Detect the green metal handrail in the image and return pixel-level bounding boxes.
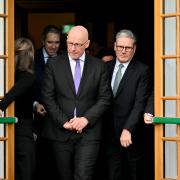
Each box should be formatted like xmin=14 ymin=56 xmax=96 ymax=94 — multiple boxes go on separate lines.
xmin=0 ymin=117 xmax=18 ymax=124
xmin=153 ymin=116 xmax=180 ymax=124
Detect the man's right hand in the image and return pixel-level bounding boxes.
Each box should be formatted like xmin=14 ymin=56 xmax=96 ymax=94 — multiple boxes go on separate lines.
xmin=144 ymin=113 xmax=153 ymax=124
xmin=63 ymin=121 xmax=73 ymax=131
xmin=36 ymin=103 xmax=47 ymax=116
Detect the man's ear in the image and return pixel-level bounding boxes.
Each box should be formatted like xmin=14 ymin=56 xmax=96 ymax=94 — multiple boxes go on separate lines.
xmin=85 ymin=40 xmax=90 ymax=49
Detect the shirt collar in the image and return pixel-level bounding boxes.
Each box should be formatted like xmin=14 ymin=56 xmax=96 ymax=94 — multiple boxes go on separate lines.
xmin=115 ymin=59 xmax=130 ymax=69
xmin=42 ymin=47 xmax=57 ymax=58
xmin=42 ymin=48 xmax=49 ymax=58
xmin=68 ymin=52 xmax=86 ymax=62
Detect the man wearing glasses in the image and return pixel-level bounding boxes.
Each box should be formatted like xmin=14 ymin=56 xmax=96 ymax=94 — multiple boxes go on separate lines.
xmin=105 ymin=29 xmax=150 ymax=180
xmin=41 ymin=25 xmax=111 ymax=180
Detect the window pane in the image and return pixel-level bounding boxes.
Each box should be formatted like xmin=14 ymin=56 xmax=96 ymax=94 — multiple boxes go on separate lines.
xmin=0 ymin=0 xmax=5 ymax=14
xmin=164 ymin=141 xmax=177 ymax=179
xmin=163 ymin=100 xmax=177 ymax=137
xmin=0 ymin=141 xmax=5 ymax=179
xmin=0 ymin=124 xmax=4 ymax=137
xmin=0 ymin=17 xmax=5 ymax=55
xmin=0 ymin=59 xmax=4 ymax=96
xmin=163 ymin=59 xmax=176 ymax=96
xmin=164 ymin=123 xmax=177 ymax=137
xmin=163 ymin=17 xmax=176 ymax=55
xmin=163 ymin=0 xmax=176 ymax=14
xmin=164 ymin=100 xmax=176 ymax=117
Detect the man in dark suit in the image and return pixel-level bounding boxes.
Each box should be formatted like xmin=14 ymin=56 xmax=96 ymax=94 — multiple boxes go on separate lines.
xmin=143 ymin=89 xmax=154 ymax=180
xmin=33 ymin=24 xmax=61 ymax=180
xmin=41 ymin=25 xmax=111 ymax=180
xmin=34 ymin=24 xmax=61 ymax=118
xmin=106 ymin=29 xmax=150 ymax=180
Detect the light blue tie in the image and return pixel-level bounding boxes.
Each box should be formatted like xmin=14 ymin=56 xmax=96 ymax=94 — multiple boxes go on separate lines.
xmin=113 ymin=64 xmax=124 ymax=96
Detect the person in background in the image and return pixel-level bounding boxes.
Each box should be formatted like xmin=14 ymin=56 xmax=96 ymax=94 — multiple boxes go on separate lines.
xmin=143 ymin=89 xmax=154 ymax=180
xmin=144 ymin=90 xmax=154 ymax=124
xmin=33 ymin=24 xmax=61 ymax=180
xmin=105 ymin=29 xmax=150 ymax=180
xmin=41 ymin=25 xmax=111 ymax=180
xmin=34 ymin=24 xmax=61 ymax=121
xmin=85 ymin=40 xmax=103 ymax=57
xmin=0 ymin=37 xmax=36 ymax=180
xmin=98 ymin=48 xmax=115 ymax=62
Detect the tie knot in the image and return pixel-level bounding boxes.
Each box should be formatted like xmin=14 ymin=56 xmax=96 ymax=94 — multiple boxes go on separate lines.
xmin=76 ymin=59 xmax=80 ymax=63
xmin=119 ymin=63 xmax=124 ymax=69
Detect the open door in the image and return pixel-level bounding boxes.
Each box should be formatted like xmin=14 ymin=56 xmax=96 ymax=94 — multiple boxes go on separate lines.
xmin=0 ymin=0 xmax=15 ymax=179
xmin=154 ymin=0 xmax=180 ymax=179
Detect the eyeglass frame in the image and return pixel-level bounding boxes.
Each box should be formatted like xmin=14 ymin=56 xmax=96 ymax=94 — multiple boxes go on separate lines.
xmin=115 ymin=45 xmax=134 ymax=52
xmin=66 ymin=40 xmax=89 ymax=48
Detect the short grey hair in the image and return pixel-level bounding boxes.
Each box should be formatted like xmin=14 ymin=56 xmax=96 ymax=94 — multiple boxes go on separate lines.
xmin=115 ymin=29 xmax=137 ymax=44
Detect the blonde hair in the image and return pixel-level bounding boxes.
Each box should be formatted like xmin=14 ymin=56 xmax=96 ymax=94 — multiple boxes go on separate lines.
xmin=15 ymin=37 xmax=34 ymax=73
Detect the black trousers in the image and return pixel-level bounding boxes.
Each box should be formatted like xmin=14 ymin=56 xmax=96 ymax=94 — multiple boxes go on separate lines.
xmin=50 ymin=135 xmax=100 ymax=180
xmin=33 ymin=114 xmax=58 ymax=180
xmin=106 ymin=138 xmax=145 ymax=180
xmin=34 ymin=138 xmax=57 ymax=180
xmin=15 ymin=135 xmax=36 ymax=180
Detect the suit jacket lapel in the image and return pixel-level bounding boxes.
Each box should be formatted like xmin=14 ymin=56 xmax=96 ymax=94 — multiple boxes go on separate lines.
xmin=76 ymin=55 xmax=90 ymax=96
xmin=36 ymin=48 xmax=46 ymax=66
xmin=62 ymin=56 xmax=76 ymax=95
xmin=61 ymin=54 xmax=93 ymax=96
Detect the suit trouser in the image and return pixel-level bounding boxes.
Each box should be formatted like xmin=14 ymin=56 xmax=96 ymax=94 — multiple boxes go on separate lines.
xmin=15 ymin=135 xmax=36 ymax=180
xmin=50 ymin=135 xmax=100 ymax=180
xmin=34 ymin=138 xmax=58 ymax=180
xmin=106 ymin=138 xmax=144 ymax=180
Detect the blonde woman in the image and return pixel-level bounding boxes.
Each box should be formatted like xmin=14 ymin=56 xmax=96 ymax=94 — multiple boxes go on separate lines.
xmin=0 ymin=38 xmax=36 ymax=180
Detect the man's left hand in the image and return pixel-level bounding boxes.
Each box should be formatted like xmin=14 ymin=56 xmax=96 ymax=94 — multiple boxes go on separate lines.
xmin=69 ymin=117 xmax=89 ymax=133
xmin=120 ymin=129 xmax=132 ymax=148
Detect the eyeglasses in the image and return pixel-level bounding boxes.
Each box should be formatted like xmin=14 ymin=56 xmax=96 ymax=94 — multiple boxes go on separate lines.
xmin=116 ymin=45 xmax=134 ymax=52
xmin=67 ymin=40 xmax=88 ymax=48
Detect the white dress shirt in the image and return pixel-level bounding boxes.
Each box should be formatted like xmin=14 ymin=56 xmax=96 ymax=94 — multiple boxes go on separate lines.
xmin=111 ymin=59 xmax=130 ymax=90
xmin=68 ymin=52 xmax=86 ymax=78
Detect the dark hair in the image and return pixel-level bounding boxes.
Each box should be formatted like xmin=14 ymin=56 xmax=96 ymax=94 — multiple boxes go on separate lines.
xmin=41 ymin=25 xmax=61 ymax=42
xmin=15 ymin=37 xmax=34 ymax=73
xmin=97 ymin=48 xmax=115 ymax=59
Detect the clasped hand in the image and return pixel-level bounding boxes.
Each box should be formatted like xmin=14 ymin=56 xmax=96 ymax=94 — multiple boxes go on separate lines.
xmin=63 ymin=117 xmax=88 ymax=133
